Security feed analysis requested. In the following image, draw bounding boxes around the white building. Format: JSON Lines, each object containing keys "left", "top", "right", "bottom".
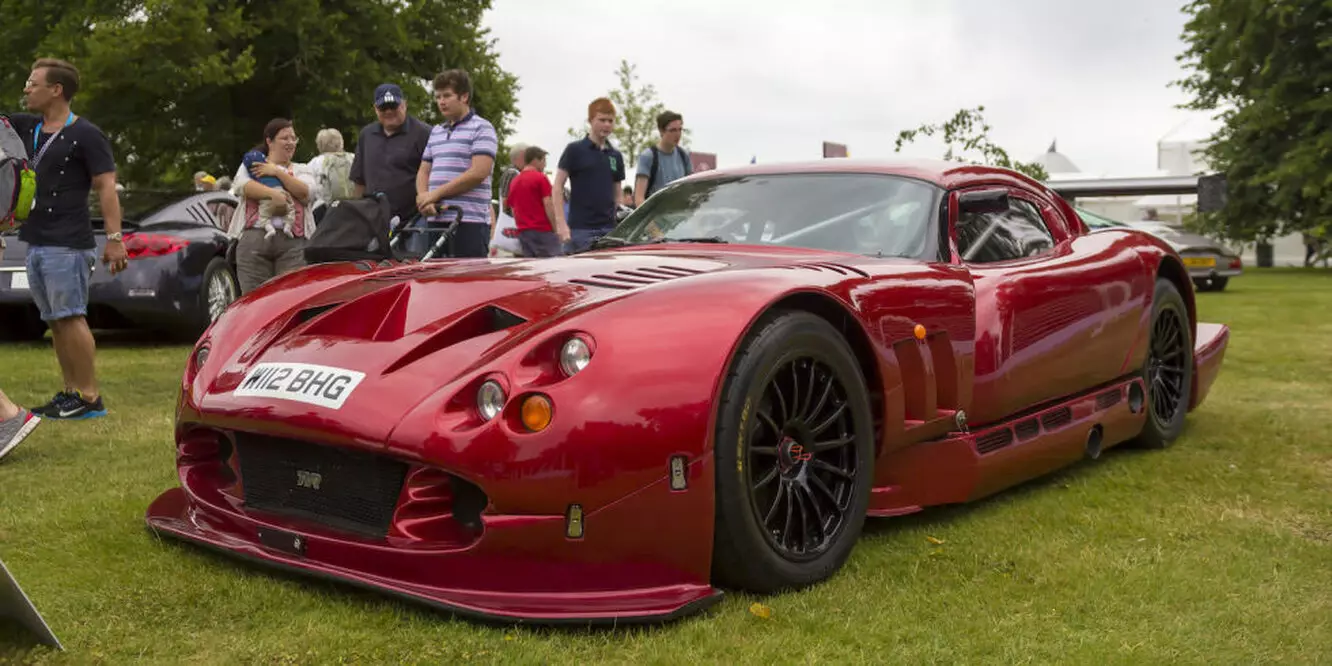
{"left": 1036, "top": 114, "right": 1307, "bottom": 266}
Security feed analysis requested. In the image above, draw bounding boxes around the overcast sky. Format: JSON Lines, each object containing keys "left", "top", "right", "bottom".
{"left": 480, "top": 0, "right": 1219, "bottom": 178}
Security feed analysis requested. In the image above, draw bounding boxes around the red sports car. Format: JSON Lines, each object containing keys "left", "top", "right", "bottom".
{"left": 145, "top": 159, "right": 1229, "bottom": 624}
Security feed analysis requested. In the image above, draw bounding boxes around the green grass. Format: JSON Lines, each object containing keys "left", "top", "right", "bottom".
{"left": 3, "top": 268, "right": 1331, "bottom": 664}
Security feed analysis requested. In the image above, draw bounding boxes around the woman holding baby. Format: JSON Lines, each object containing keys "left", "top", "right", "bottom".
{"left": 226, "top": 118, "right": 316, "bottom": 294}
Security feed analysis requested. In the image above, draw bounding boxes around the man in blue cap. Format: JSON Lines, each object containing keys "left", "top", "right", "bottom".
{"left": 350, "top": 83, "right": 432, "bottom": 227}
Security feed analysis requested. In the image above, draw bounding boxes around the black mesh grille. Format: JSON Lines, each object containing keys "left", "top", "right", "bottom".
{"left": 976, "top": 429, "right": 1014, "bottom": 454}
{"left": 1096, "top": 389, "right": 1122, "bottom": 410}
{"left": 234, "top": 433, "right": 408, "bottom": 538}
{"left": 1015, "top": 418, "right": 1040, "bottom": 441}
{"left": 1041, "top": 407, "right": 1073, "bottom": 430}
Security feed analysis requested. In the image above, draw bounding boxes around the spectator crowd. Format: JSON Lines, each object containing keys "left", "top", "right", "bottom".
{"left": 0, "top": 57, "right": 692, "bottom": 457}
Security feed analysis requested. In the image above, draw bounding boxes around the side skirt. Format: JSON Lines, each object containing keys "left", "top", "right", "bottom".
{"left": 866, "top": 375, "right": 1148, "bottom": 517}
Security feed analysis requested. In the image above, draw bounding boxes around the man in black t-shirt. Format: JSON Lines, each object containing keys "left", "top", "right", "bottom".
{"left": 7, "top": 58, "right": 127, "bottom": 420}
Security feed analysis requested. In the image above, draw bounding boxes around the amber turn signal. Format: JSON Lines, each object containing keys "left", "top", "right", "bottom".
{"left": 521, "top": 394, "right": 553, "bottom": 431}
{"left": 914, "top": 324, "right": 927, "bottom": 340}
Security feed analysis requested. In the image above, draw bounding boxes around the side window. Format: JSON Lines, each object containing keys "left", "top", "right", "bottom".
{"left": 957, "top": 198, "right": 1055, "bottom": 263}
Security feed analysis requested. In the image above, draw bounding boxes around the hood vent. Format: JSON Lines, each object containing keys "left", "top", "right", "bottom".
{"left": 780, "top": 262, "right": 870, "bottom": 278}
{"left": 569, "top": 265, "right": 705, "bottom": 290}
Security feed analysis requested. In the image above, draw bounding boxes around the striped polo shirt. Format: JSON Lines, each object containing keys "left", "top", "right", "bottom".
{"left": 422, "top": 110, "right": 498, "bottom": 225}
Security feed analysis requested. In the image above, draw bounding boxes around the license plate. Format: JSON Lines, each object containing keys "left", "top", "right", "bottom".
{"left": 234, "top": 362, "right": 366, "bottom": 410}
{"left": 9, "top": 271, "right": 27, "bottom": 290}
{"left": 256, "top": 526, "right": 307, "bottom": 558}
{"left": 1183, "top": 257, "right": 1216, "bottom": 268}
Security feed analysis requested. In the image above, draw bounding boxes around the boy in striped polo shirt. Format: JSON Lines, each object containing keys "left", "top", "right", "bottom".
{"left": 415, "top": 69, "right": 498, "bottom": 257}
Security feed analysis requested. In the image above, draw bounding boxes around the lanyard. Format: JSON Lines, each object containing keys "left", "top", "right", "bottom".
{"left": 32, "top": 111, "right": 74, "bottom": 167}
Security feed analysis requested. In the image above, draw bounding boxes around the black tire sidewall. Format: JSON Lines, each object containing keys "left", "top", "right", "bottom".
{"left": 712, "top": 310, "right": 874, "bottom": 591}
{"left": 1138, "top": 278, "right": 1194, "bottom": 447}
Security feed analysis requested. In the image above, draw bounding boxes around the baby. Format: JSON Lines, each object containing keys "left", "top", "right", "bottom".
{"left": 242, "top": 150, "right": 295, "bottom": 238}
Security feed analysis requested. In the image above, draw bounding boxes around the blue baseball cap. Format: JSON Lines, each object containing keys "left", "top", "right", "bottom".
{"left": 374, "top": 83, "right": 403, "bottom": 108}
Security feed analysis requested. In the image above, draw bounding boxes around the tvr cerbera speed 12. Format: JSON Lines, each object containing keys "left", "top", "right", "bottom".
{"left": 145, "top": 158, "right": 1229, "bottom": 624}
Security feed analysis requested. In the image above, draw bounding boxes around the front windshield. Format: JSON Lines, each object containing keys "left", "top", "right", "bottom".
{"left": 607, "top": 173, "right": 942, "bottom": 258}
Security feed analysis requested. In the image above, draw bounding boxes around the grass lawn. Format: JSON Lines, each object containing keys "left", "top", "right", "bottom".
{"left": 2, "top": 268, "right": 1330, "bottom": 664}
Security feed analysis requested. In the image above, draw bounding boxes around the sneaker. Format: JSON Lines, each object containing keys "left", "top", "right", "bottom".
{"left": 43, "top": 391, "right": 106, "bottom": 420}
{"left": 31, "top": 391, "right": 72, "bottom": 417}
{"left": 0, "top": 409, "right": 41, "bottom": 461}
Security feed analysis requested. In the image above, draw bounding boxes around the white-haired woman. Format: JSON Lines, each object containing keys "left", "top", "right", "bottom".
{"left": 306, "top": 127, "right": 354, "bottom": 222}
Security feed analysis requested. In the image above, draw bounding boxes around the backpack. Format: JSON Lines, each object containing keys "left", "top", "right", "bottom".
{"left": 646, "top": 146, "right": 691, "bottom": 195}
{"left": 303, "top": 194, "right": 395, "bottom": 264}
{"left": 0, "top": 115, "right": 35, "bottom": 226}
{"left": 318, "top": 152, "right": 355, "bottom": 202}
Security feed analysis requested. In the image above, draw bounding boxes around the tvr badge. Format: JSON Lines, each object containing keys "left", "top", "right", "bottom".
{"left": 295, "top": 470, "right": 322, "bottom": 490}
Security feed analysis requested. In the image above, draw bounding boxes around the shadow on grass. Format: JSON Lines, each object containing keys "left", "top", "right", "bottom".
{"left": 860, "top": 439, "right": 1167, "bottom": 538}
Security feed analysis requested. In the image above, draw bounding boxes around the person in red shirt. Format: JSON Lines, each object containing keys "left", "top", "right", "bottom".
{"left": 505, "top": 145, "right": 568, "bottom": 257}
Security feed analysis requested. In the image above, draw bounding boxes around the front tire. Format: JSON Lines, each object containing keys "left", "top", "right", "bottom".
{"left": 711, "top": 310, "right": 874, "bottom": 593}
{"left": 1132, "top": 278, "right": 1194, "bottom": 449}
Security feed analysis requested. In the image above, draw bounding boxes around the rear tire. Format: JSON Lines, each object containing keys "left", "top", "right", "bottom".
{"left": 711, "top": 310, "right": 874, "bottom": 592}
{"left": 1132, "top": 278, "right": 1194, "bottom": 449}
{"left": 0, "top": 307, "right": 47, "bottom": 341}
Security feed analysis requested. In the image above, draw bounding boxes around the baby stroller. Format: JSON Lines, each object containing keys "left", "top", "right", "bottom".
{"left": 303, "top": 194, "right": 462, "bottom": 264}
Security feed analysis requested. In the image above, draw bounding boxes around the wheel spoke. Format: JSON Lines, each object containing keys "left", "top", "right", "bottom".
{"left": 793, "top": 482, "right": 812, "bottom": 551}
{"left": 802, "top": 362, "right": 818, "bottom": 420}
{"left": 790, "top": 362, "right": 803, "bottom": 422}
{"left": 811, "top": 402, "right": 846, "bottom": 436}
{"left": 771, "top": 378, "right": 790, "bottom": 424}
{"left": 781, "top": 484, "right": 796, "bottom": 547}
{"left": 811, "top": 434, "right": 853, "bottom": 453}
{"left": 764, "top": 482, "right": 786, "bottom": 526}
{"left": 757, "top": 409, "right": 780, "bottom": 437}
{"left": 811, "top": 458, "right": 854, "bottom": 480}
{"left": 754, "top": 466, "right": 779, "bottom": 489}
{"left": 751, "top": 446, "right": 779, "bottom": 456}
{"left": 796, "top": 481, "right": 826, "bottom": 544}
{"left": 809, "top": 472, "right": 843, "bottom": 513}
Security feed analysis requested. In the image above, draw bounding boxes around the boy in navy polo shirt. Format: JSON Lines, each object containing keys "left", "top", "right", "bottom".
{"left": 415, "top": 69, "right": 498, "bottom": 257}
{"left": 552, "top": 97, "right": 624, "bottom": 253}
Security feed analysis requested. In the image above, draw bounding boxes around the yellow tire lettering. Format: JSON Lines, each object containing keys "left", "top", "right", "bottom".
{"left": 737, "top": 397, "right": 751, "bottom": 473}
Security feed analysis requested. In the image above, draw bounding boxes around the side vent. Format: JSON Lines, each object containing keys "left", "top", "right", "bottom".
{"left": 1014, "top": 418, "right": 1040, "bottom": 441}
{"left": 569, "top": 265, "right": 705, "bottom": 290}
{"left": 976, "top": 428, "right": 1014, "bottom": 454}
{"left": 1096, "top": 388, "right": 1122, "bottom": 410}
{"left": 383, "top": 305, "right": 527, "bottom": 374}
{"left": 1041, "top": 406, "right": 1073, "bottom": 430}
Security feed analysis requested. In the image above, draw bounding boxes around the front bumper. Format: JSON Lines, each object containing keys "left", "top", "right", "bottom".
{"left": 145, "top": 430, "right": 722, "bottom": 625}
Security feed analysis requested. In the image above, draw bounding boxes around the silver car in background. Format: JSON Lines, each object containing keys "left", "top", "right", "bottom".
{"left": 1077, "top": 207, "right": 1242, "bottom": 292}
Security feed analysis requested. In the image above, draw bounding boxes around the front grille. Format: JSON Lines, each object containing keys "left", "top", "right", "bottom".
{"left": 234, "top": 433, "right": 408, "bottom": 538}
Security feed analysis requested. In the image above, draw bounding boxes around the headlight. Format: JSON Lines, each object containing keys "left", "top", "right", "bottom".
{"left": 476, "top": 380, "right": 506, "bottom": 420}
{"left": 559, "top": 337, "right": 592, "bottom": 376}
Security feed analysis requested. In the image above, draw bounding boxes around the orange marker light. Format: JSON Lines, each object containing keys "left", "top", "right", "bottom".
{"left": 521, "top": 395, "right": 553, "bottom": 432}
{"left": 914, "top": 324, "right": 927, "bottom": 340}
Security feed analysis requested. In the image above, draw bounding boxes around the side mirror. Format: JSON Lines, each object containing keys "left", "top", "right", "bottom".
{"left": 958, "top": 189, "right": 1009, "bottom": 215}
{"left": 1197, "top": 173, "right": 1226, "bottom": 212}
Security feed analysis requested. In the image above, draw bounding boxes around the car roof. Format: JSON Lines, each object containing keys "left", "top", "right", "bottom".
{"left": 683, "top": 158, "right": 1049, "bottom": 192}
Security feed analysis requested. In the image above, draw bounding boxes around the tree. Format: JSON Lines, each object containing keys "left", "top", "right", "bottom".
{"left": 566, "top": 59, "right": 689, "bottom": 165}
{"left": 1175, "top": 0, "right": 1332, "bottom": 245}
{"left": 893, "top": 106, "right": 1049, "bottom": 181}
{"left": 0, "top": 0, "right": 520, "bottom": 190}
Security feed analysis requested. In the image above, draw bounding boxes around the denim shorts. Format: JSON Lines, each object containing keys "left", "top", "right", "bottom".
{"left": 26, "top": 245, "right": 98, "bottom": 322}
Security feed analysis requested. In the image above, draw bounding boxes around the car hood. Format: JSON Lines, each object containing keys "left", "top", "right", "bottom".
{"left": 193, "top": 245, "right": 890, "bottom": 443}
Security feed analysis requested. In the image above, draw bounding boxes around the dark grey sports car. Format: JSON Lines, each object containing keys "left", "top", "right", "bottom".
{"left": 1077, "top": 207, "right": 1242, "bottom": 291}
{"left": 1, "top": 191, "right": 240, "bottom": 341}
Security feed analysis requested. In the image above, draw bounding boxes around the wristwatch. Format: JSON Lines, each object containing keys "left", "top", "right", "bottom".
{"left": 107, "top": 232, "right": 123, "bottom": 243}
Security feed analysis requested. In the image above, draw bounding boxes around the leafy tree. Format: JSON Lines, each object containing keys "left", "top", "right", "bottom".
{"left": 0, "top": 0, "right": 520, "bottom": 190}
{"left": 1174, "top": 0, "right": 1332, "bottom": 245}
{"left": 893, "top": 106, "right": 1049, "bottom": 181}
{"left": 566, "top": 59, "right": 689, "bottom": 166}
